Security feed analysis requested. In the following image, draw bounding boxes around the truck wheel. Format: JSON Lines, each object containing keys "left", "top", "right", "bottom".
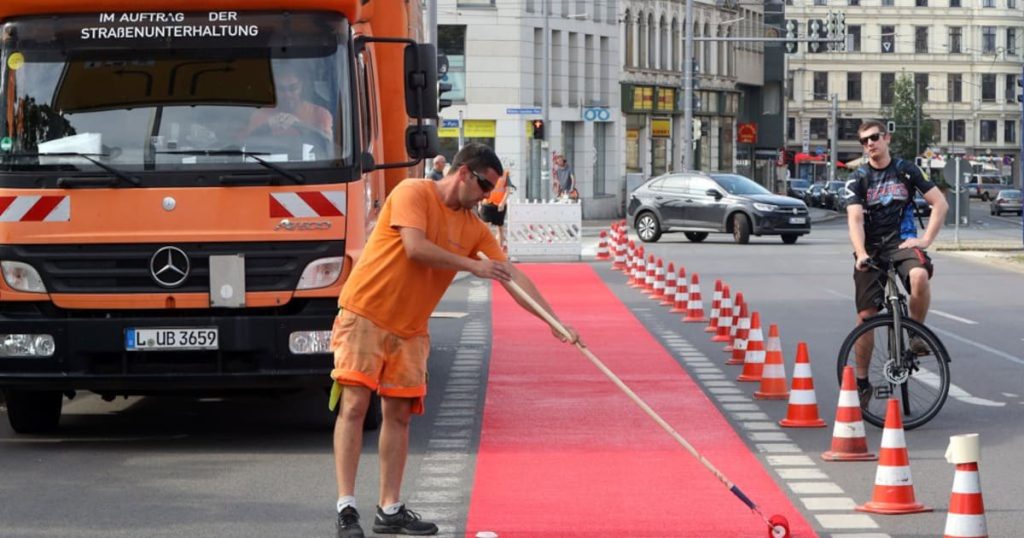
{"left": 4, "top": 390, "right": 62, "bottom": 434}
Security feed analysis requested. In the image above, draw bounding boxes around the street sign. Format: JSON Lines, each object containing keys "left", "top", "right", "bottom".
{"left": 815, "top": 146, "right": 825, "bottom": 155}
{"left": 441, "top": 119, "right": 459, "bottom": 128}
{"left": 582, "top": 107, "right": 611, "bottom": 122}
{"left": 506, "top": 107, "right": 542, "bottom": 115}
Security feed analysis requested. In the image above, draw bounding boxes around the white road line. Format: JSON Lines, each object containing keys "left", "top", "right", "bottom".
{"left": 801, "top": 497, "right": 857, "bottom": 510}
{"left": 930, "top": 325, "right": 1024, "bottom": 366}
{"left": 930, "top": 309, "right": 978, "bottom": 325}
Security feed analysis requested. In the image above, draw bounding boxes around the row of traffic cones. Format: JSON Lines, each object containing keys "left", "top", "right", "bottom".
{"left": 601, "top": 222, "right": 988, "bottom": 536}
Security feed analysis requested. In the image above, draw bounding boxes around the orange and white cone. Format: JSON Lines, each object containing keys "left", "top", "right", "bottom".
{"left": 612, "top": 228, "right": 627, "bottom": 270}
{"left": 737, "top": 312, "right": 766, "bottom": 382}
{"left": 670, "top": 267, "right": 688, "bottom": 313}
{"left": 661, "top": 263, "right": 677, "bottom": 306}
{"left": 652, "top": 258, "right": 666, "bottom": 300}
{"left": 856, "top": 398, "right": 932, "bottom": 514}
{"left": 754, "top": 324, "right": 789, "bottom": 399}
{"left": 642, "top": 255, "right": 656, "bottom": 293}
{"left": 705, "top": 280, "right": 723, "bottom": 333}
{"left": 596, "top": 230, "right": 610, "bottom": 260}
{"left": 822, "top": 366, "right": 877, "bottom": 461}
{"left": 626, "top": 244, "right": 640, "bottom": 286}
{"left": 944, "top": 462, "right": 987, "bottom": 537}
{"left": 712, "top": 286, "right": 734, "bottom": 343}
{"left": 779, "top": 342, "right": 827, "bottom": 428}
{"left": 727, "top": 301, "right": 750, "bottom": 365}
{"left": 682, "top": 273, "right": 706, "bottom": 323}
{"left": 724, "top": 292, "right": 744, "bottom": 353}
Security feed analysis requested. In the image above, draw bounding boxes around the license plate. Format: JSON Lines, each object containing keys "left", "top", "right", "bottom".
{"left": 789, "top": 217, "right": 807, "bottom": 224}
{"left": 126, "top": 327, "right": 219, "bottom": 351}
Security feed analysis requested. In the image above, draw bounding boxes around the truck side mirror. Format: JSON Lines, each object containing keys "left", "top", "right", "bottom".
{"left": 406, "top": 125, "right": 440, "bottom": 160}
{"left": 404, "top": 43, "right": 439, "bottom": 120}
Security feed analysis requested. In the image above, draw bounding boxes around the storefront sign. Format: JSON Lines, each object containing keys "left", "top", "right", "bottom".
{"left": 439, "top": 119, "right": 495, "bottom": 139}
{"left": 651, "top": 118, "right": 671, "bottom": 138}
{"left": 737, "top": 122, "right": 757, "bottom": 144}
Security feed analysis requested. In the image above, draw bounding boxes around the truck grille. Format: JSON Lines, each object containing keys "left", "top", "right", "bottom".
{"left": 4, "top": 241, "right": 344, "bottom": 294}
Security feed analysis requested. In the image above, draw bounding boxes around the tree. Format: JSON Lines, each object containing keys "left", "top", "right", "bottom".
{"left": 885, "top": 74, "right": 935, "bottom": 160}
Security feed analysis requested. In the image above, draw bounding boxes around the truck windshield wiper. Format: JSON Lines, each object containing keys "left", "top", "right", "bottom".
{"left": 5, "top": 152, "right": 141, "bottom": 186}
{"left": 156, "top": 150, "right": 305, "bottom": 184}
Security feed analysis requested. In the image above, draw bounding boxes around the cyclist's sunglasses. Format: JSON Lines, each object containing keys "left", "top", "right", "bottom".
{"left": 859, "top": 132, "right": 884, "bottom": 146}
{"left": 470, "top": 169, "right": 495, "bottom": 193}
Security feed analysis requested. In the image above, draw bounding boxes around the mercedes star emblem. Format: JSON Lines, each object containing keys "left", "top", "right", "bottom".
{"left": 150, "top": 246, "right": 190, "bottom": 288}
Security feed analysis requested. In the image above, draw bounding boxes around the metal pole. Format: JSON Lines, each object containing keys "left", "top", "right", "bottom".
{"left": 458, "top": 109, "right": 465, "bottom": 147}
{"left": 682, "top": 0, "right": 695, "bottom": 171}
{"left": 915, "top": 85, "right": 921, "bottom": 161}
{"left": 425, "top": 0, "right": 437, "bottom": 45}
{"left": 542, "top": 0, "right": 551, "bottom": 199}
{"left": 1019, "top": 63, "right": 1023, "bottom": 244}
{"left": 829, "top": 93, "right": 838, "bottom": 182}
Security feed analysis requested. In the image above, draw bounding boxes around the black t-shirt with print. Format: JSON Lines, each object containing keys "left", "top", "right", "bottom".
{"left": 842, "top": 159, "right": 936, "bottom": 248}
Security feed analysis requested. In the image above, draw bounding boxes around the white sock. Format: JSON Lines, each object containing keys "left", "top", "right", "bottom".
{"left": 337, "top": 496, "right": 356, "bottom": 513}
{"left": 381, "top": 502, "right": 403, "bottom": 515}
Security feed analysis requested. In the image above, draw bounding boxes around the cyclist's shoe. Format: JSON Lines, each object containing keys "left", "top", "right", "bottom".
{"left": 909, "top": 336, "right": 931, "bottom": 356}
{"left": 856, "top": 378, "right": 873, "bottom": 409}
{"left": 337, "top": 506, "right": 365, "bottom": 538}
{"left": 373, "top": 504, "right": 438, "bottom": 536}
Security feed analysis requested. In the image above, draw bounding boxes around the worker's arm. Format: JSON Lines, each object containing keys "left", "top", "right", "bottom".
{"left": 499, "top": 263, "right": 579, "bottom": 344}
{"left": 846, "top": 203, "right": 870, "bottom": 271}
{"left": 399, "top": 226, "right": 510, "bottom": 280}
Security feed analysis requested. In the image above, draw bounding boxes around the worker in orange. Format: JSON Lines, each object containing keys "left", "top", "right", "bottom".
{"left": 330, "top": 143, "right": 578, "bottom": 537}
{"left": 244, "top": 68, "right": 333, "bottom": 138}
{"left": 478, "top": 169, "right": 514, "bottom": 252}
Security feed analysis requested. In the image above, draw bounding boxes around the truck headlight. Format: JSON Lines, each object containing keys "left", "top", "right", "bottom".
{"left": 752, "top": 202, "right": 779, "bottom": 212}
{"left": 1, "top": 334, "right": 56, "bottom": 357}
{"left": 1, "top": 261, "right": 47, "bottom": 293}
{"left": 297, "top": 257, "right": 343, "bottom": 290}
{"left": 289, "top": 331, "right": 332, "bottom": 354}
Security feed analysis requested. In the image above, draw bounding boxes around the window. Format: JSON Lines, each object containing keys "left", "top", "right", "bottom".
{"left": 840, "top": 118, "right": 862, "bottom": 140}
{"left": 948, "top": 73, "right": 962, "bottom": 102}
{"left": 594, "top": 122, "right": 607, "bottom": 194}
{"left": 915, "top": 27, "right": 928, "bottom": 53}
{"left": 982, "top": 27, "right": 996, "bottom": 54}
{"left": 813, "top": 72, "right": 828, "bottom": 100}
{"left": 982, "top": 74, "right": 996, "bottom": 102}
{"left": 1008, "top": 29, "right": 1018, "bottom": 56}
{"left": 979, "top": 120, "right": 997, "bottom": 142}
{"left": 457, "top": 0, "right": 494, "bottom": 5}
{"left": 882, "top": 0, "right": 894, "bottom": 6}
{"left": 438, "top": 26, "right": 467, "bottom": 104}
{"left": 950, "top": 0, "right": 960, "bottom": 6}
{"left": 850, "top": 0, "right": 860, "bottom": 5}
{"left": 849, "top": 25, "right": 862, "bottom": 52}
{"left": 881, "top": 26, "right": 895, "bottom": 53}
{"left": 1006, "top": 121, "right": 1016, "bottom": 143}
{"left": 916, "top": 0, "right": 927, "bottom": 6}
{"left": 915, "top": 74, "right": 929, "bottom": 102}
{"left": 1008, "top": 75, "right": 1018, "bottom": 103}
{"left": 624, "top": 11, "right": 634, "bottom": 67}
{"left": 787, "top": 117, "right": 796, "bottom": 140}
{"left": 881, "top": 73, "right": 895, "bottom": 105}
{"left": 1010, "top": 0, "right": 1017, "bottom": 8}
{"left": 948, "top": 120, "right": 965, "bottom": 142}
{"left": 814, "top": 0, "right": 826, "bottom": 5}
{"left": 948, "top": 27, "right": 962, "bottom": 53}
{"left": 982, "top": 0, "right": 995, "bottom": 6}
{"left": 810, "top": 118, "right": 828, "bottom": 139}
{"left": 847, "top": 72, "right": 862, "bottom": 100}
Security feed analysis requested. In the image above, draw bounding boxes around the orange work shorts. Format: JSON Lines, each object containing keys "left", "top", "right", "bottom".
{"left": 329, "top": 309, "right": 430, "bottom": 414}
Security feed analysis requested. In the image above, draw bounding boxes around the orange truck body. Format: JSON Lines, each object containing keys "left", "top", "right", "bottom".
{"left": 0, "top": 0, "right": 429, "bottom": 431}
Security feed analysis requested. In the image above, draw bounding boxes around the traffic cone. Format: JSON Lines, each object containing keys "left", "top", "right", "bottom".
{"left": 642, "top": 254, "right": 656, "bottom": 293}
{"left": 705, "top": 280, "right": 723, "bottom": 333}
{"left": 754, "top": 324, "right": 789, "bottom": 399}
{"left": 944, "top": 434, "right": 987, "bottom": 538}
{"left": 712, "top": 286, "right": 733, "bottom": 343}
{"left": 779, "top": 342, "right": 827, "bottom": 428}
{"left": 727, "top": 300, "right": 750, "bottom": 365}
{"left": 628, "top": 246, "right": 644, "bottom": 288}
{"left": 856, "top": 398, "right": 932, "bottom": 514}
{"left": 652, "top": 258, "right": 666, "bottom": 300}
{"left": 723, "top": 292, "right": 743, "bottom": 353}
{"left": 670, "top": 266, "right": 688, "bottom": 313}
{"left": 661, "top": 263, "right": 677, "bottom": 306}
{"left": 682, "top": 273, "right": 706, "bottom": 323}
{"left": 596, "top": 230, "right": 610, "bottom": 260}
{"left": 612, "top": 227, "right": 627, "bottom": 270}
{"left": 822, "top": 366, "right": 877, "bottom": 462}
{"left": 737, "top": 312, "right": 765, "bottom": 382}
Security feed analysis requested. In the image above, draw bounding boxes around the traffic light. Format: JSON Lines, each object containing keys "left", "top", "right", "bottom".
{"left": 886, "top": 120, "right": 897, "bottom": 133}
{"left": 438, "top": 80, "right": 452, "bottom": 112}
{"left": 784, "top": 19, "right": 799, "bottom": 54}
{"left": 807, "top": 19, "right": 823, "bottom": 53}
{"left": 531, "top": 119, "right": 545, "bottom": 140}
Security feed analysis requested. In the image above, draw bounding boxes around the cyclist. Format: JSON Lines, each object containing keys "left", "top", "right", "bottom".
{"left": 841, "top": 120, "right": 949, "bottom": 407}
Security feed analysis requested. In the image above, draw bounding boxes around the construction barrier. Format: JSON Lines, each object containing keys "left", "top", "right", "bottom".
{"left": 506, "top": 199, "right": 582, "bottom": 262}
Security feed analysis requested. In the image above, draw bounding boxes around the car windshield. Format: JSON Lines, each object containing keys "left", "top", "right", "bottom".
{"left": 789, "top": 179, "right": 810, "bottom": 189}
{"left": 828, "top": 181, "right": 845, "bottom": 191}
{"left": 0, "top": 11, "right": 352, "bottom": 178}
{"left": 710, "top": 173, "right": 772, "bottom": 195}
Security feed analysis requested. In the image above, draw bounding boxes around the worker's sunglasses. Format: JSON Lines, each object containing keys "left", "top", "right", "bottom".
{"left": 470, "top": 169, "right": 495, "bottom": 193}
{"left": 859, "top": 132, "right": 883, "bottom": 146}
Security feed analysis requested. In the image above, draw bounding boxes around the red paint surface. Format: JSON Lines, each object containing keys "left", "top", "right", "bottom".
{"left": 465, "top": 264, "right": 816, "bottom": 537}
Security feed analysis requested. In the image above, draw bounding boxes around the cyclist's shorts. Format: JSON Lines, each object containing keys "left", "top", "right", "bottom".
{"left": 330, "top": 309, "right": 430, "bottom": 415}
{"left": 853, "top": 247, "right": 933, "bottom": 313}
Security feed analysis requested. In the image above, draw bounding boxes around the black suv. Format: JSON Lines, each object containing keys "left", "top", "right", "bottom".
{"left": 627, "top": 172, "right": 812, "bottom": 244}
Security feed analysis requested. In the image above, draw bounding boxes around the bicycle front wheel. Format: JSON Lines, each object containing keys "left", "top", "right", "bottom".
{"left": 836, "top": 315, "right": 950, "bottom": 430}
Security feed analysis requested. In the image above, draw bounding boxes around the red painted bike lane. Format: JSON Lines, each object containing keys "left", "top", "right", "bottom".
{"left": 464, "top": 264, "right": 816, "bottom": 537}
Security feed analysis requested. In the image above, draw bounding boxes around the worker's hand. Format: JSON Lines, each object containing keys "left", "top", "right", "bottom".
{"left": 553, "top": 323, "right": 580, "bottom": 345}
{"left": 898, "top": 237, "right": 930, "bottom": 250}
{"left": 269, "top": 112, "right": 300, "bottom": 132}
{"left": 472, "top": 259, "right": 512, "bottom": 282}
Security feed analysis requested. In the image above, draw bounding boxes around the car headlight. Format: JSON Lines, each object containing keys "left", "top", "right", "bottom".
{"left": 752, "top": 203, "right": 779, "bottom": 212}
{"left": 297, "top": 257, "right": 344, "bottom": 290}
{"left": 1, "top": 261, "right": 47, "bottom": 293}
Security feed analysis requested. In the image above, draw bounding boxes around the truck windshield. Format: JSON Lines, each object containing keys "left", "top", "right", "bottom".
{"left": 0, "top": 11, "right": 352, "bottom": 179}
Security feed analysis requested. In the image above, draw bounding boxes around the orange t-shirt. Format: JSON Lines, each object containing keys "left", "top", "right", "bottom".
{"left": 482, "top": 174, "right": 510, "bottom": 207}
{"left": 246, "top": 102, "right": 333, "bottom": 137}
{"left": 339, "top": 179, "right": 507, "bottom": 337}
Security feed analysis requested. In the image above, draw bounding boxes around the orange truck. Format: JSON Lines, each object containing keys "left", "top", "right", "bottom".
{"left": 0, "top": 0, "right": 441, "bottom": 432}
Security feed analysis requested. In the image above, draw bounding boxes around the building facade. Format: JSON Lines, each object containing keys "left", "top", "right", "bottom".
{"left": 785, "top": 0, "right": 1023, "bottom": 182}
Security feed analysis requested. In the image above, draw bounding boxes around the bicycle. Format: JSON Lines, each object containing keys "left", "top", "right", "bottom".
{"left": 836, "top": 254, "right": 951, "bottom": 430}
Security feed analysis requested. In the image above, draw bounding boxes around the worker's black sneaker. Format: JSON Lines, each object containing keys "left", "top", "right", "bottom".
{"left": 372, "top": 504, "right": 438, "bottom": 536}
{"left": 909, "top": 336, "right": 931, "bottom": 356}
{"left": 337, "top": 506, "right": 365, "bottom": 538}
{"left": 856, "top": 377, "right": 872, "bottom": 409}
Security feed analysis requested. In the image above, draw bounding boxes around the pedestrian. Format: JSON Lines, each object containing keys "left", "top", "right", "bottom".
{"left": 478, "top": 169, "right": 514, "bottom": 252}
{"left": 426, "top": 155, "right": 445, "bottom": 181}
{"left": 552, "top": 153, "right": 576, "bottom": 199}
{"left": 841, "top": 119, "right": 948, "bottom": 408}
{"left": 330, "top": 143, "right": 579, "bottom": 538}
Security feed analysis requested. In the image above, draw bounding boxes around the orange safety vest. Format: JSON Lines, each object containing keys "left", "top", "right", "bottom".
{"left": 483, "top": 174, "right": 510, "bottom": 207}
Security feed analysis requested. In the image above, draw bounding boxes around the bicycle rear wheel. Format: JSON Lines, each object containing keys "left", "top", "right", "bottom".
{"left": 836, "top": 315, "right": 950, "bottom": 430}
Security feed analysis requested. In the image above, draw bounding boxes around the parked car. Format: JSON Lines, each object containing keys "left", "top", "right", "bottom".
{"left": 803, "top": 183, "right": 828, "bottom": 208}
{"left": 989, "top": 189, "right": 1022, "bottom": 216}
{"left": 786, "top": 178, "right": 811, "bottom": 200}
{"left": 824, "top": 180, "right": 847, "bottom": 210}
{"left": 913, "top": 192, "right": 932, "bottom": 217}
{"left": 627, "top": 172, "right": 811, "bottom": 244}
{"left": 964, "top": 174, "right": 1012, "bottom": 201}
